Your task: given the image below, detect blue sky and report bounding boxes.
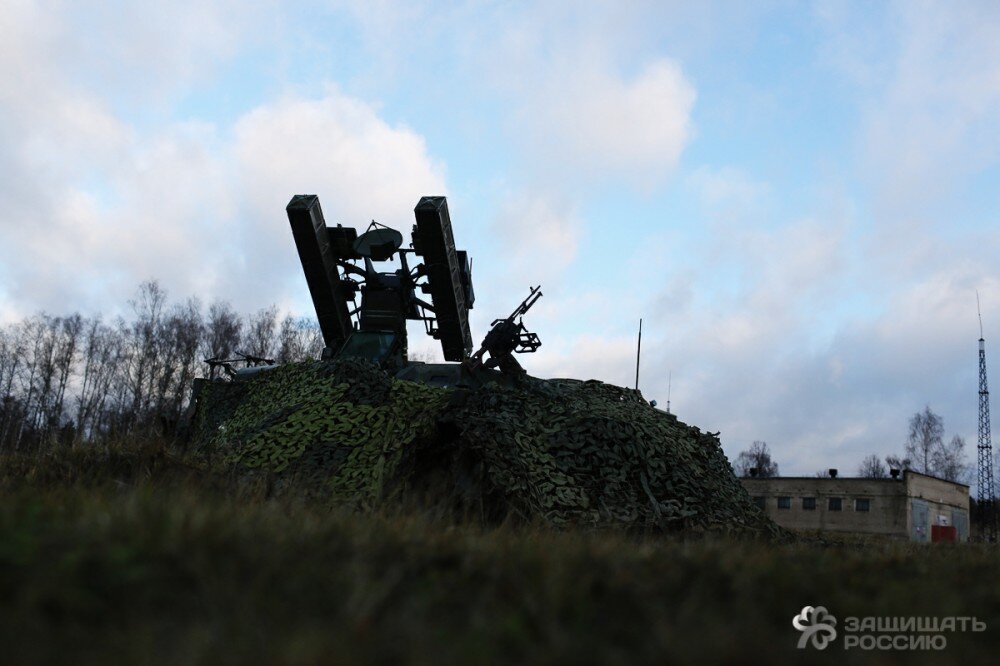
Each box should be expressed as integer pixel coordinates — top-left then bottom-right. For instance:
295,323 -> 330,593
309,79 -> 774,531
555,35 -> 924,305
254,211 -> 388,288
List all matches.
1,1 -> 999,483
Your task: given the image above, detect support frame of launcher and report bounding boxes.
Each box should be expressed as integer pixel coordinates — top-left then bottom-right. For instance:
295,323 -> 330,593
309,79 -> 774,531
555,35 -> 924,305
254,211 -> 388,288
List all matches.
206,194 -> 543,387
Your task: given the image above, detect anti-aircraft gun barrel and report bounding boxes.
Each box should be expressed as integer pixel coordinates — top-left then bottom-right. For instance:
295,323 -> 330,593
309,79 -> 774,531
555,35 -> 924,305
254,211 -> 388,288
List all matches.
507,285 -> 542,320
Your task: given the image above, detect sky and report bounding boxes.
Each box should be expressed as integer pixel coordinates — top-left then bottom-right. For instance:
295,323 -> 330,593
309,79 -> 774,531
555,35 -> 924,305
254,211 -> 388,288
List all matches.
1,1 -> 999,482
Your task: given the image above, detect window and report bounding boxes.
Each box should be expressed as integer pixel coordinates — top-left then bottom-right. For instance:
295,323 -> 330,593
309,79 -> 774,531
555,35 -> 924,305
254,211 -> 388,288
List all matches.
753,497 -> 766,510
777,496 -> 791,509
855,498 -> 871,512
802,497 -> 816,511
828,497 -> 843,511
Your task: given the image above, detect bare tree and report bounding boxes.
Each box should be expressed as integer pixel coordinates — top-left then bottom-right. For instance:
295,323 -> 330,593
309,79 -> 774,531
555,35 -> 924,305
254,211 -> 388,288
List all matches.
934,435 -> 970,484
13,316 -> 48,449
125,280 -> 168,428
407,348 -> 437,363
858,454 -> 888,478
276,316 -> 323,363
0,325 -> 23,449
301,320 -> 324,359
100,317 -> 134,438
0,280 -> 330,447
40,314 -> 83,443
76,317 -> 121,441
901,407 -> 969,482
733,441 -> 779,477
906,406 -> 944,475
162,298 -> 204,423
244,306 -> 278,360
205,301 -> 242,360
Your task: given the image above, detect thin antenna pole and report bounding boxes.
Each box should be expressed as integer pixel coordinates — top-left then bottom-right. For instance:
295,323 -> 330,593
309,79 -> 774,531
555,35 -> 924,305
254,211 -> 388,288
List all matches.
667,370 -> 672,414
978,290 -> 984,339
635,319 -> 642,391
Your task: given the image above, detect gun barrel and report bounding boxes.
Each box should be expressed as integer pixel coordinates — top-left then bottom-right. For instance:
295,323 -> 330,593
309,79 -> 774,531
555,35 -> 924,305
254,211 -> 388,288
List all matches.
513,285 -> 542,318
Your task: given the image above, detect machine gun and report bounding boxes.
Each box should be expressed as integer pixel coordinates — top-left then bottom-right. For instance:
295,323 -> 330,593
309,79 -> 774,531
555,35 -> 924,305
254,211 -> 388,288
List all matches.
204,352 -> 276,380
465,286 -> 543,377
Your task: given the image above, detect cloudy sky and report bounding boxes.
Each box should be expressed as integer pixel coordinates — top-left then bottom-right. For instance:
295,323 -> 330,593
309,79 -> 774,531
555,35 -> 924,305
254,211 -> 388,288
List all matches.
2,1 -> 999,480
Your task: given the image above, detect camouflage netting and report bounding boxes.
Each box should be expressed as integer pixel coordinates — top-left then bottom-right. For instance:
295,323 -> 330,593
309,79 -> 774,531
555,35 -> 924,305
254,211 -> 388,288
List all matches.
192,359 -> 779,536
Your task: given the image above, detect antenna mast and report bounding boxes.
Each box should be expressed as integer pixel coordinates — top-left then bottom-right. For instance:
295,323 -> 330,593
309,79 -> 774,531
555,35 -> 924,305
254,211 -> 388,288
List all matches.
666,370 -> 672,414
635,319 -> 642,391
978,291 -> 985,338
977,292 -> 997,542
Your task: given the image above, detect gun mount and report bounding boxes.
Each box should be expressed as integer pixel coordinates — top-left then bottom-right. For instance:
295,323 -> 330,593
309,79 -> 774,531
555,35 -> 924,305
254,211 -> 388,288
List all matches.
465,286 -> 543,377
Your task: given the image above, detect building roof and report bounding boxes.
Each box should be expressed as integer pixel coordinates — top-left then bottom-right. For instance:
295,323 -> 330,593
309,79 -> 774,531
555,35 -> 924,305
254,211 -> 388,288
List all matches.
740,470 -> 969,489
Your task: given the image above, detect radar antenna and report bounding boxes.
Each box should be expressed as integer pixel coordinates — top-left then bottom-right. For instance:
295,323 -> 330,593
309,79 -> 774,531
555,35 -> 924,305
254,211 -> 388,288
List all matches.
286,194 -> 474,366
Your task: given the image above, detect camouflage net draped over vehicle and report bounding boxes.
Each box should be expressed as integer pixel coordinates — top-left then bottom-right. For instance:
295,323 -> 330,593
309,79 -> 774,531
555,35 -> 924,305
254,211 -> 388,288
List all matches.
195,360 -> 450,504
193,359 -> 778,535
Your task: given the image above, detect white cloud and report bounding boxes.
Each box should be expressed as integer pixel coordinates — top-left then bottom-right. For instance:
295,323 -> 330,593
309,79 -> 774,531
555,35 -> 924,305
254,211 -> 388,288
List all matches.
532,332 -> 639,388
846,2 -> 1000,218
343,1 -> 702,189
528,164 -> 881,475
487,192 -> 579,285
522,58 -> 696,186
234,91 -> 446,236
639,258 -> 996,480
0,76 -> 446,318
230,91 -> 447,307
685,166 -> 768,214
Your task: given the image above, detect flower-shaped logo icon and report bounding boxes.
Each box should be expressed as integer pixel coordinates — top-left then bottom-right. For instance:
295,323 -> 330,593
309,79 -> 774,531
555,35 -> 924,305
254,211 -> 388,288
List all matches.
792,605 -> 837,650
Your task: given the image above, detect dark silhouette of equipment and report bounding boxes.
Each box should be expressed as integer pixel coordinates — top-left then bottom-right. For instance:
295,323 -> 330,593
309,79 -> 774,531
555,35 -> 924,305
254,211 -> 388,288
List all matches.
205,352 -> 276,380
465,286 -> 543,377
285,194 -> 540,380
286,194 -> 475,370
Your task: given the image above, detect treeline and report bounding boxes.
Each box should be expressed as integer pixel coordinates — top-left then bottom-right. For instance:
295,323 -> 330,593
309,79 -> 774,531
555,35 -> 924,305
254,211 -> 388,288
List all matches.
856,406 -> 969,483
733,406 -> 970,485
0,281 -> 323,451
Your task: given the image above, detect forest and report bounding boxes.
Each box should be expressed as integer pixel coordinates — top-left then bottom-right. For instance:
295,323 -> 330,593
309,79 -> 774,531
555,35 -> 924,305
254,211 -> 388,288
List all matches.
0,281 -> 322,452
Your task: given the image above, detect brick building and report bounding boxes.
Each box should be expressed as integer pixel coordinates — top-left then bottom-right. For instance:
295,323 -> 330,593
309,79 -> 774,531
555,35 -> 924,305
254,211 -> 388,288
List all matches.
740,470 -> 969,542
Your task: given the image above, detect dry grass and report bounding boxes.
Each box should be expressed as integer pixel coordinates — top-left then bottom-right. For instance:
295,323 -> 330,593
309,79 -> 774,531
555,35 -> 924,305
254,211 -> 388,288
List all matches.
1,441 -> 998,665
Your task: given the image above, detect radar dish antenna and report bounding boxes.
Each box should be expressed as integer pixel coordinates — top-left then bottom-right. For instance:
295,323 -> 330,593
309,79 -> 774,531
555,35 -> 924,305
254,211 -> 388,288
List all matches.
353,221 -> 403,261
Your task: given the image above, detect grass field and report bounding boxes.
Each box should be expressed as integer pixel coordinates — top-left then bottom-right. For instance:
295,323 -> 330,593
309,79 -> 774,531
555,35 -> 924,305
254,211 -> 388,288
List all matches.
1,442 -> 998,665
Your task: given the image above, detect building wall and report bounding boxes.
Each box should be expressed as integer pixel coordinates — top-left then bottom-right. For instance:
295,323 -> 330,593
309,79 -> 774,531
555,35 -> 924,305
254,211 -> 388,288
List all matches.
905,471 -> 970,542
741,477 -> 909,538
740,473 -> 971,542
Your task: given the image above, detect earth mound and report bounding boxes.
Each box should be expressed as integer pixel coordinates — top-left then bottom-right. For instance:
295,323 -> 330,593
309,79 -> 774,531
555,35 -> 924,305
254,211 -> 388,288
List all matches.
192,359 -> 779,536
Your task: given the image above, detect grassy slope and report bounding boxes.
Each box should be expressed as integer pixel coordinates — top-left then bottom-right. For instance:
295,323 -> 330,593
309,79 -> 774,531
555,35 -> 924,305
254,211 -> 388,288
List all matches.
1,444 -> 999,665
